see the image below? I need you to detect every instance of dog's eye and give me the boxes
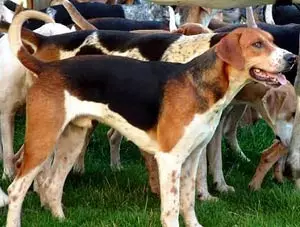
[252,41,263,49]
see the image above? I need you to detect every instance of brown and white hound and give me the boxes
[6,8,296,227]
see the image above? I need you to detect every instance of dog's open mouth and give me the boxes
[250,68,287,87]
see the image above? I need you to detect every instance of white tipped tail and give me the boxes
[246,6,257,28]
[8,10,54,74]
[59,0,97,30]
[168,6,177,32]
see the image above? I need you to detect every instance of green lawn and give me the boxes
[1,116,300,227]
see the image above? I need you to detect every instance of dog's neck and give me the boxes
[187,48,250,113]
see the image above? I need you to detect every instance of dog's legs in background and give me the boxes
[224,104,250,162]
[0,186,8,207]
[196,147,218,201]
[249,141,287,191]
[107,128,123,170]
[207,109,235,193]
[72,125,96,174]
[37,124,89,218]
[274,156,287,183]
[72,146,86,174]
[1,112,16,179]
[141,150,160,195]
[180,146,203,226]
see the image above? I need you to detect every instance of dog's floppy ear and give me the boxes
[262,83,296,125]
[215,32,245,70]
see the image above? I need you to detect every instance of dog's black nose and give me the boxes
[284,53,297,66]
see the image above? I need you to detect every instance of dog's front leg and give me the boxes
[249,141,287,190]
[207,116,235,193]
[155,152,182,227]
[196,147,218,201]
[180,146,203,227]
[107,128,123,170]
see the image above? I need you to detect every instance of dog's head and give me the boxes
[215,27,297,87]
[261,82,296,147]
[173,23,212,35]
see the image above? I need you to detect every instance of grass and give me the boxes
[1,116,300,226]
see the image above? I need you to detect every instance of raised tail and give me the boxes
[246,6,257,28]
[59,0,97,30]
[8,10,54,74]
[0,20,44,52]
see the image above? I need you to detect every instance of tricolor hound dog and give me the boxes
[6,9,296,227]
[0,10,218,216]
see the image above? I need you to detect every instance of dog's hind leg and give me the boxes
[1,111,16,179]
[37,124,89,218]
[224,104,250,162]
[107,128,123,170]
[6,87,66,227]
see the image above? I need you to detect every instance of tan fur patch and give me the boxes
[156,75,200,152]
[18,73,65,177]
[34,44,61,62]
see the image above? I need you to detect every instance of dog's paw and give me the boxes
[215,183,235,193]
[72,164,85,175]
[110,163,123,172]
[197,192,218,202]
[237,151,250,162]
[248,181,261,191]
[51,206,65,220]
[295,179,300,190]
[2,168,14,181]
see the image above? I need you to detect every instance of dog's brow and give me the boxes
[264,32,274,42]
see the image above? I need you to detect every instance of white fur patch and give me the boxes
[1,6,13,23]
[0,187,8,207]
[265,5,275,25]
[64,91,159,153]
[275,120,293,147]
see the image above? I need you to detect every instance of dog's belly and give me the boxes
[64,91,159,153]
[64,90,225,155]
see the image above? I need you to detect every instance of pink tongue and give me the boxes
[265,72,287,85]
[277,73,287,85]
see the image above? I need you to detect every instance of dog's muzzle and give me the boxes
[283,53,297,71]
